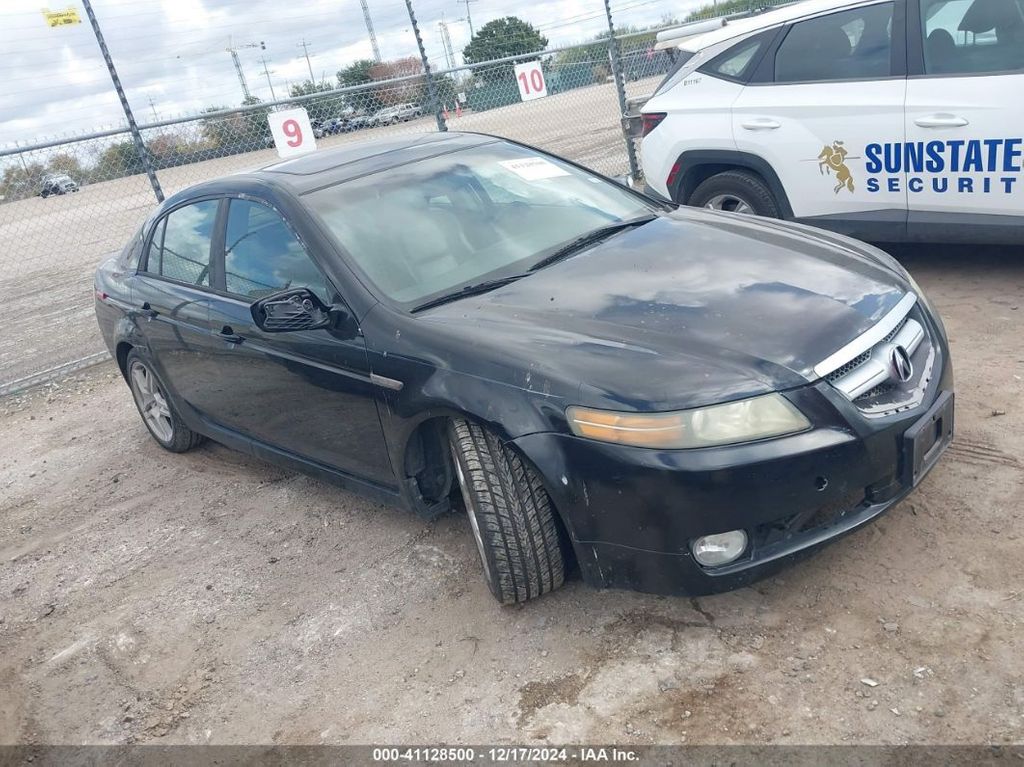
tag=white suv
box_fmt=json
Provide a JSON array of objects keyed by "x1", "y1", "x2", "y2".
[{"x1": 639, "y1": 0, "x2": 1024, "y2": 243}]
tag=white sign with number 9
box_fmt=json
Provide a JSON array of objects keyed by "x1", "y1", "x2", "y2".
[
  {"x1": 513, "y1": 60, "x2": 548, "y2": 102},
  {"x1": 268, "y1": 108, "x2": 317, "y2": 159}
]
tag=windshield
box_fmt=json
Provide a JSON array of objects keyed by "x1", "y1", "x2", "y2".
[{"x1": 304, "y1": 142, "x2": 654, "y2": 308}]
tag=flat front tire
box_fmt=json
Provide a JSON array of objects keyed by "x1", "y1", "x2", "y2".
[
  {"x1": 126, "y1": 351, "x2": 205, "y2": 453},
  {"x1": 688, "y1": 170, "x2": 780, "y2": 218},
  {"x1": 448, "y1": 419, "x2": 566, "y2": 604}
]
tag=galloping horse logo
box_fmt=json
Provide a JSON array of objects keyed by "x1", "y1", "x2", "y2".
[{"x1": 817, "y1": 140, "x2": 856, "y2": 194}]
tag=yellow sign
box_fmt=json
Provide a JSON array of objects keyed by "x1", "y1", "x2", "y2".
[{"x1": 42, "y1": 8, "x2": 82, "y2": 27}]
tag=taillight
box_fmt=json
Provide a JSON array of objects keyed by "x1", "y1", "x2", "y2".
[{"x1": 640, "y1": 112, "x2": 667, "y2": 137}]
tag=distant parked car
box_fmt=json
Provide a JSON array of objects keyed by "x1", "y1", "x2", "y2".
[
  {"x1": 346, "y1": 114, "x2": 374, "y2": 131},
  {"x1": 371, "y1": 103, "x2": 422, "y2": 126},
  {"x1": 321, "y1": 117, "x2": 350, "y2": 135},
  {"x1": 40, "y1": 174, "x2": 78, "y2": 197}
]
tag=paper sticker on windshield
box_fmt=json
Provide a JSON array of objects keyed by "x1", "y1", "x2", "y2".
[{"x1": 499, "y1": 158, "x2": 570, "y2": 181}]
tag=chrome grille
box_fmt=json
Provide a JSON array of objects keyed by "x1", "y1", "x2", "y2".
[{"x1": 816, "y1": 294, "x2": 936, "y2": 417}]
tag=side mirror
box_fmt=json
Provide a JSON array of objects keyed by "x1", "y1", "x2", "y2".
[{"x1": 251, "y1": 287, "x2": 332, "y2": 333}]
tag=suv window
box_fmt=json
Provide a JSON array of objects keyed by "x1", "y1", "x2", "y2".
[
  {"x1": 922, "y1": 0, "x2": 1024, "y2": 74},
  {"x1": 709, "y1": 37, "x2": 766, "y2": 79},
  {"x1": 223, "y1": 199, "x2": 330, "y2": 301},
  {"x1": 775, "y1": 3, "x2": 894, "y2": 82},
  {"x1": 147, "y1": 200, "x2": 218, "y2": 286}
]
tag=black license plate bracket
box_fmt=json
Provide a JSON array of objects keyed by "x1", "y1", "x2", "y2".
[{"x1": 903, "y1": 390, "x2": 954, "y2": 487}]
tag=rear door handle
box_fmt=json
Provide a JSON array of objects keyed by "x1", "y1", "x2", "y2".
[
  {"x1": 740, "y1": 118, "x2": 781, "y2": 130},
  {"x1": 138, "y1": 302, "x2": 158, "y2": 319},
  {"x1": 914, "y1": 114, "x2": 969, "y2": 128},
  {"x1": 218, "y1": 325, "x2": 244, "y2": 344}
]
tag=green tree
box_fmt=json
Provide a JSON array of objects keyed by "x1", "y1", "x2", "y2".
[
  {"x1": 684, "y1": 0, "x2": 775, "y2": 20},
  {"x1": 47, "y1": 152, "x2": 85, "y2": 181},
  {"x1": 462, "y1": 17, "x2": 548, "y2": 84},
  {"x1": 337, "y1": 59, "x2": 379, "y2": 112},
  {"x1": 94, "y1": 141, "x2": 142, "y2": 181},
  {"x1": 0, "y1": 162, "x2": 47, "y2": 202},
  {"x1": 289, "y1": 80, "x2": 345, "y2": 122}
]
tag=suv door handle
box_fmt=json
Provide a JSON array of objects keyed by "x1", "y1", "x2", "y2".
[
  {"x1": 138, "y1": 302, "x2": 158, "y2": 319},
  {"x1": 218, "y1": 325, "x2": 244, "y2": 344},
  {"x1": 740, "y1": 118, "x2": 781, "y2": 130},
  {"x1": 914, "y1": 114, "x2": 969, "y2": 128}
]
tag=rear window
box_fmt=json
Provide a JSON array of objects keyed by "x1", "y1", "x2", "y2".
[{"x1": 653, "y1": 51, "x2": 696, "y2": 95}]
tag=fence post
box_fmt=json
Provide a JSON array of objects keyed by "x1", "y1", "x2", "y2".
[
  {"x1": 404, "y1": 0, "x2": 448, "y2": 133},
  {"x1": 603, "y1": 0, "x2": 641, "y2": 183},
  {"x1": 81, "y1": 0, "x2": 165, "y2": 203}
]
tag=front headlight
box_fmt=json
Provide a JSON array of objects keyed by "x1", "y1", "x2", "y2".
[{"x1": 566, "y1": 393, "x2": 811, "y2": 449}]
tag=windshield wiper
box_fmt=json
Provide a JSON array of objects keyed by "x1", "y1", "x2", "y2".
[
  {"x1": 410, "y1": 274, "x2": 527, "y2": 313},
  {"x1": 528, "y1": 215, "x2": 656, "y2": 273}
]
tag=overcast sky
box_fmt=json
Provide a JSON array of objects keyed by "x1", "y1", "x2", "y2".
[{"x1": 0, "y1": 0, "x2": 696, "y2": 149}]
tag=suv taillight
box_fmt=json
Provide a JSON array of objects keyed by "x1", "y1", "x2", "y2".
[{"x1": 640, "y1": 112, "x2": 667, "y2": 137}]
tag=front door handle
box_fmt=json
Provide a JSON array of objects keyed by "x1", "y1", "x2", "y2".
[
  {"x1": 218, "y1": 325, "x2": 244, "y2": 344},
  {"x1": 740, "y1": 118, "x2": 781, "y2": 131},
  {"x1": 914, "y1": 113, "x2": 969, "y2": 128},
  {"x1": 138, "y1": 302, "x2": 158, "y2": 319}
]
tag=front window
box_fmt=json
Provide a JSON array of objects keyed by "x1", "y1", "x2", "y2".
[
  {"x1": 223, "y1": 199, "x2": 331, "y2": 301},
  {"x1": 921, "y1": 0, "x2": 1024, "y2": 74},
  {"x1": 775, "y1": 3, "x2": 894, "y2": 82},
  {"x1": 303, "y1": 143, "x2": 654, "y2": 308}
]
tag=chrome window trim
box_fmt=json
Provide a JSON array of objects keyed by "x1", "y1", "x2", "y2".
[{"x1": 813, "y1": 292, "x2": 918, "y2": 378}]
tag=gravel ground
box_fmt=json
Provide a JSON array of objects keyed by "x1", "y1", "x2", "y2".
[{"x1": 0, "y1": 244, "x2": 1022, "y2": 746}]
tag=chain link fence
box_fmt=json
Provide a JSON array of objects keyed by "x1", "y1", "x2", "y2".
[{"x1": 0, "y1": 0, "x2": 786, "y2": 394}]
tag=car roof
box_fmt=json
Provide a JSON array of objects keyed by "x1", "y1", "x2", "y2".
[
  {"x1": 244, "y1": 131, "x2": 500, "y2": 194},
  {"x1": 678, "y1": 0, "x2": 866, "y2": 51}
]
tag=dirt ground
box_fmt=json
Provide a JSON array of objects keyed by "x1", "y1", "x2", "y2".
[{"x1": 0, "y1": 245, "x2": 1022, "y2": 747}]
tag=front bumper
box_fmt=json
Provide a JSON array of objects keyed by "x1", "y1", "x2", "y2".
[{"x1": 513, "y1": 369, "x2": 953, "y2": 597}]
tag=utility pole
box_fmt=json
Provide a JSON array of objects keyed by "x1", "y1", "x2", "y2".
[
  {"x1": 457, "y1": 0, "x2": 478, "y2": 38},
  {"x1": 359, "y1": 0, "x2": 382, "y2": 62},
  {"x1": 147, "y1": 97, "x2": 159, "y2": 121},
  {"x1": 297, "y1": 39, "x2": 316, "y2": 83},
  {"x1": 404, "y1": 0, "x2": 446, "y2": 133},
  {"x1": 258, "y1": 56, "x2": 277, "y2": 101},
  {"x1": 80, "y1": 0, "x2": 164, "y2": 202}
]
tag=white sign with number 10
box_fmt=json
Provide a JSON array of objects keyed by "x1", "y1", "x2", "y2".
[
  {"x1": 513, "y1": 60, "x2": 548, "y2": 102},
  {"x1": 268, "y1": 108, "x2": 317, "y2": 159}
]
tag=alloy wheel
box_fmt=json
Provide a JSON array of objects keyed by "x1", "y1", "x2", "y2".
[
  {"x1": 703, "y1": 194, "x2": 754, "y2": 214},
  {"x1": 129, "y1": 360, "x2": 174, "y2": 443}
]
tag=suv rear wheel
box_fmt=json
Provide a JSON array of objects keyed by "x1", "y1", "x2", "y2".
[
  {"x1": 448, "y1": 418, "x2": 566, "y2": 604},
  {"x1": 688, "y1": 170, "x2": 780, "y2": 218}
]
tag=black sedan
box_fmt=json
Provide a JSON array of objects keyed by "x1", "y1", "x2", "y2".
[{"x1": 94, "y1": 133, "x2": 954, "y2": 603}]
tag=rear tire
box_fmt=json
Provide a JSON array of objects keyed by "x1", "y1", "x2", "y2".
[
  {"x1": 126, "y1": 351, "x2": 205, "y2": 453},
  {"x1": 688, "y1": 170, "x2": 780, "y2": 218},
  {"x1": 448, "y1": 419, "x2": 566, "y2": 604}
]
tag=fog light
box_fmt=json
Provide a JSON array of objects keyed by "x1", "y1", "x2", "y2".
[{"x1": 692, "y1": 530, "x2": 748, "y2": 567}]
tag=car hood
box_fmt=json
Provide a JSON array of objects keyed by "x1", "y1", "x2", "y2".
[{"x1": 416, "y1": 209, "x2": 910, "y2": 411}]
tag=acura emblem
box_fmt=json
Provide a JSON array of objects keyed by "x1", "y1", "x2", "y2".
[{"x1": 890, "y1": 345, "x2": 913, "y2": 383}]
